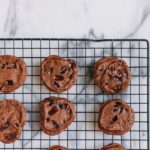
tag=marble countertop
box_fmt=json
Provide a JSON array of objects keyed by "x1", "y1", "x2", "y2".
[
  {"x1": 0, "y1": 0, "x2": 150, "y2": 150},
  {"x1": 0, "y1": 0, "x2": 150, "y2": 39}
]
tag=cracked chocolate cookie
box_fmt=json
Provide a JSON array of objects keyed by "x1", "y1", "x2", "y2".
[
  {"x1": 94, "y1": 57, "x2": 131, "y2": 93},
  {"x1": 40, "y1": 96, "x2": 76, "y2": 135},
  {"x1": 101, "y1": 143, "x2": 126, "y2": 150},
  {"x1": 98, "y1": 99, "x2": 135, "y2": 135},
  {"x1": 48, "y1": 145, "x2": 68, "y2": 150},
  {"x1": 0, "y1": 55, "x2": 27, "y2": 93},
  {"x1": 0, "y1": 99, "x2": 26, "y2": 143},
  {"x1": 41, "y1": 55, "x2": 78, "y2": 93}
]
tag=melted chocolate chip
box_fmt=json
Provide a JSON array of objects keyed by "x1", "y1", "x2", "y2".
[
  {"x1": 52, "y1": 120, "x2": 59, "y2": 128},
  {"x1": 70, "y1": 62, "x2": 75, "y2": 69},
  {"x1": 15, "y1": 123, "x2": 19, "y2": 128},
  {"x1": 67, "y1": 108, "x2": 72, "y2": 115},
  {"x1": 111, "y1": 77, "x2": 119, "y2": 81},
  {"x1": 110, "y1": 116, "x2": 118, "y2": 124},
  {"x1": 46, "y1": 118, "x2": 50, "y2": 122},
  {"x1": 12, "y1": 63, "x2": 17, "y2": 69},
  {"x1": 114, "y1": 102, "x2": 122, "y2": 108},
  {"x1": 55, "y1": 75, "x2": 64, "y2": 81},
  {"x1": 5, "y1": 133, "x2": 16, "y2": 140},
  {"x1": 59, "y1": 104, "x2": 68, "y2": 110},
  {"x1": 48, "y1": 67, "x2": 53, "y2": 74},
  {"x1": 70, "y1": 73, "x2": 74, "y2": 79},
  {"x1": 60, "y1": 66, "x2": 67, "y2": 74},
  {"x1": 48, "y1": 106, "x2": 58, "y2": 116},
  {"x1": 0, "y1": 63, "x2": 5, "y2": 69},
  {"x1": 63, "y1": 119, "x2": 66, "y2": 124},
  {"x1": 114, "y1": 102, "x2": 124, "y2": 114},
  {"x1": 0, "y1": 125, "x2": 9, "y2": 131},
  {"x1": 54, "y1": 81, "x2": 60, "y2": 88},
  {"x1": 0, "y1": 120, "x2": 10, "y2": 131},
  {"x1": 7, "y1": 80, "x2": 13, "y2": 85},
  {"x1": 48, "y1": 100, "x2": 54, "y2": 106}
]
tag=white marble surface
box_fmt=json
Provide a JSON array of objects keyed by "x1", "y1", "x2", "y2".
[
  {"x1": 0, "y1": 0, "x2": 150, "y2": 150},
  {"x1": 0, "y1": 0, "x2": 150, "y2": 39}
]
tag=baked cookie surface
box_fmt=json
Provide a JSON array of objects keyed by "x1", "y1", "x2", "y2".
[
  {"x1": 94, "y1": 57, "x2": 131, "y2": 93},
  {"x1": 41, "y1": 55, "x2": 78, "y2": 93},
  {"x1": 0, "y1": 99, "x2": 26, "y2": 143},
  {"x1": 0, "y1": 55, "x2": 27, "y2": 93},
  {"x1": 101, "y1": 143, "x2": 126, "y2": 150},
  {"x1": 98, "y1": 99, "x2": 135, "y2": 135},
  {"x1": 40, "y1": 96, "x2": 76, "y2": 135},
  {"x1": 48, "y1": 145, "x2": 68, "y2": 150}
]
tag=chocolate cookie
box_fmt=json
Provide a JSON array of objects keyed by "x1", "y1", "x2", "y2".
[
  {"x1": 0, "y1": 55, "x2": 27, "y2": 93},
  {"x1": 48, "y1": 145, "x2": 68, "y2": 150},
  {"x1": 41, "y1": 55, "x2": 78, "y2": 93},
  {"x1": 94, "y1": 57, "x2": 131, "y2": 93},
  {"x1": 0, "y1": 99, "x2": 26, "y2": 143},
  {"x1": 101, "y1": 143, "x2": 126, "y2": 150},
  {"x1": 98, "y1": 99, "x2": 135, "y2": 135},
  {"x1": 40, "y1": 96, "x2": 76, "y2": 135}
]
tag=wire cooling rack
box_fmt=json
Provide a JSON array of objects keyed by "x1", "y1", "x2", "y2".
[{"x1": 0, "y1": 39, "x2": 149, "y2": 150}]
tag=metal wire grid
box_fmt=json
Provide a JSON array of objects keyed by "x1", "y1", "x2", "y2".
[{"x1": 0, "y1": 39, "x2": 149, "y2": 150}]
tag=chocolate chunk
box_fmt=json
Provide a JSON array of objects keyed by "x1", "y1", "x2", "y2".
[
  {"x1": 5, "y1": 133, "x2": 16, "y2": 140},
  {"x1": 55, "y1": 75, "x2": 64, "y2": 81},
  {"x1": 0, "y1": 125, "x2": 9, "y2": 131},
  {"x1": 12, "y1": 63, "x2": 17, "y2": 69},
  {"x1": 54, "y1": 81, "x2": 60, "y2": 88},
  {"x1": 49, "y1": 67, "x2": 53, "y2": 74},
  {"x1": 48, "y1": 107, "x2": 58, "y2": 116},
  {"x1": 0, "y1": 63, "x2": 5, "y2": 69},
  {"x1": 110, "y1": 116, "x2": 118, "y2": 124},
  {"x1": 15, "y1": 123, "x2": 19, "y2": 128},
  {"x1": 48, "y1": 100, "x2": 54, "y2": 106},
  {"x1": 59, "y1": 104, "x2": 68, "y2": 110},
  {"x1": 7, "y1": 80, "x2": 13, "y2": 85},
  {"x1": 46, "y1": 118, "x2": 51, "y2": 122},
  {"x1": 51, "y1": 120, "x2": 59, "y2": 128},
  {"x1": 60, "y1": 66, "x2": 67, "y2": 74}
]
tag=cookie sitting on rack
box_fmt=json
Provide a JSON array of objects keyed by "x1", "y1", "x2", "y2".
[
  {"x1": 40, "y1": 96, "x2": 76, "y2": 135},
  {"x1": 41, "y1": 55, "x2": 78, "y2": 93},
  {"x1": 0, "y1": 55, "x2": 27, "y2": 93},
  {"x1": 0, "y1": 99, "x2": 26, "y2": 143},
  {"x1": 100, "y1": 143, "x2": 126, "y2": 150},
  {"x1": 94, "y1": 56, "x2": 131, "y2": 94},
  {"x1": 48, "y1": 145, "x2": 68, "y2": 150},
  {"x1": 98, "y1": 99, "x2": 135, "y2": 135}
]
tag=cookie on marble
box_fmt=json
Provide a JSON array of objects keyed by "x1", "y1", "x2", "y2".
[
  {"x1": 41, "y1": 55, "x2": 78, "y2": 93},
  {"x1": 40, "y1": 96, "x2": 76, "y2": 135},
  {"x1": 101, "y1": 143, "x2": 126, "y2": 150},
  {"x1": 98, "y1": 99, "x2": 135, "y2": 135},
  {"x1": 0, "y1": 99, "x2": 26, "y2": 143},
  {"x1": 0, "y1": 55, "x2": 27, "y2": 93},
  {"x1": 48, "y1": 145, "x2": 68, "y2": 150},
  {"x1": 94, "y1": 56, "x2": 131, "y2": 93}
]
